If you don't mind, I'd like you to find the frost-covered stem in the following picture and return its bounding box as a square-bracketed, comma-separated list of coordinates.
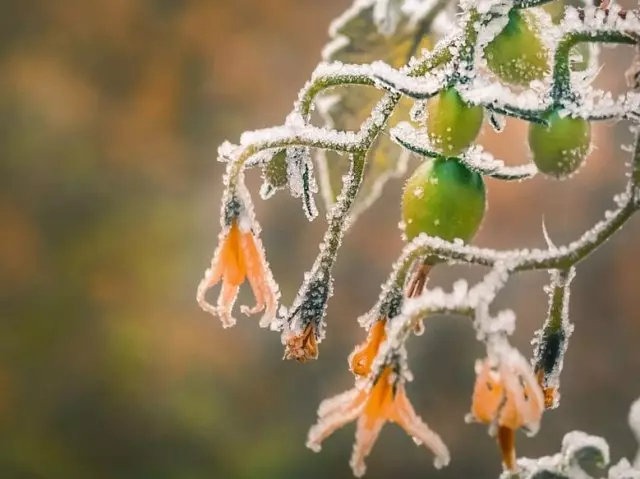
[375, 267, 510, 378]
[512, 0, 555, 8]
[284, 153, 368, 339]
[480, 104, 548, 125]
[532, 268, 575, 409]
[394, 191, 635, 271]
[632, 123, 640, 189]
[552, 31, 636, 104]
[323, 152, 367, 265]
[297, 73, 376, 120]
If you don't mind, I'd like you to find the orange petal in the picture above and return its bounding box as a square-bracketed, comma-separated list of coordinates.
[351, 413, 386, 477]
[218, 223, 245, 287]
[349, 320, 387, 377]
[216, 279, 240, 328]
[392, 387, 450, 468]
[239, 230, 278, 327]
[307, 388, 365, 453]
[283, 322, 319, 362]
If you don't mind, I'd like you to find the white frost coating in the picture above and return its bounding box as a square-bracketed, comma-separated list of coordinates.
[629, 398, 640, 469]
[504, 431, 612, 479]
[373, 0, 403, 36]
[239, 124, 362, 152]
[567, 89, 640, 121]
[531, 267, 575, 409]
[459, 75, 550, 113]
[562, 430, 610, 465]
[369, 60, 450, 98]
[561, 5, 640, 37]
[391, 122, 538, 180]
[609, 458, 640, 479]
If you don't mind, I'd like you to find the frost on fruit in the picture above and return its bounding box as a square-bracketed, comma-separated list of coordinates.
[198, 0, 640, 477]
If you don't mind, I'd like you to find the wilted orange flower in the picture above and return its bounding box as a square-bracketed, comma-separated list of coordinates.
[283, 322, 318, 362]
[197, 198, 278, 328]
[535, 369, 559, 410]
[348, 319, 386, 377]
[307, 368, 450, 477]
[470, 353, 544, 471]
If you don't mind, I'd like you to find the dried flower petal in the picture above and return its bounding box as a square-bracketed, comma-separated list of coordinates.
[349, 319, 387, 377]
[307, 368, 450, 477]
[470, 351, 544, 470]
[283, 322, 319, 362]
[197, 192, 279, 328]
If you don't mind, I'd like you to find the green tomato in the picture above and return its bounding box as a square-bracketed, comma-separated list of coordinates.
[484, 10, 550, 86]
[528, 111, 591, 179]
[427, 88, 483, 156]
[402, 159, 486, 243]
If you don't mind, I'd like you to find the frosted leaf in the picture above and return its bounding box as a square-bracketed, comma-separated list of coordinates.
[317, 0, 440, 218]
[259, 149, 288, 199]
[285, 146, 319, 221]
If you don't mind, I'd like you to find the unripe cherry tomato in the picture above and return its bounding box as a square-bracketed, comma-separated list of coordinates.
[483, 10, 550, 86]
[427, 88, 483, 156]
[528, 111, 591, 179]
[402, 158, 486, 243]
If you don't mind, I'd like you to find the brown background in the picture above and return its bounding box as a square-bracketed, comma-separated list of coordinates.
[1, 1, 639, 478]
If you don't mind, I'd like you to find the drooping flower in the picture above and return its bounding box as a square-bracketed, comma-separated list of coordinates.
[470, 351, 545, 471]
[535, 369, 559, 410]
[281, 276, 330, 362]
[307, 366, 449, 476]
[197, 188, 279, 328]
[282, 321, 318, 362]
[348, 319, 387, 377]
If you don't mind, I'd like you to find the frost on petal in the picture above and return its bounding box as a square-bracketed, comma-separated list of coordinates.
[307, 368, 448, 477]
[392, 387, 451, 469]
[197, 186, 280, 328]
[471, 348, 545, 471]
[282, 275, 331, 361]
[351, 413, 386, 477]
[283, 322, 319, 362]
[238, 224, 279, 328]
[307, 388, 365, 453]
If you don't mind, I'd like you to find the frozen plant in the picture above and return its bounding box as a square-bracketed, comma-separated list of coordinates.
[197, 0, 640, 476]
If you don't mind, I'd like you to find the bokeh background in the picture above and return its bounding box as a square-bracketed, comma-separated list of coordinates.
[1, 1, 639, 478]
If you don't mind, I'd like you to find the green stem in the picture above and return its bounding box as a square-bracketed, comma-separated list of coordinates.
[552, 31, 636, 104]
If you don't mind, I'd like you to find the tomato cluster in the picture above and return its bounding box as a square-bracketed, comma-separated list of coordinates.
[401, 2, 593, 243]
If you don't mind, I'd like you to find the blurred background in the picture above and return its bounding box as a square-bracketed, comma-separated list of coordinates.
[1, 1, 639, 478]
